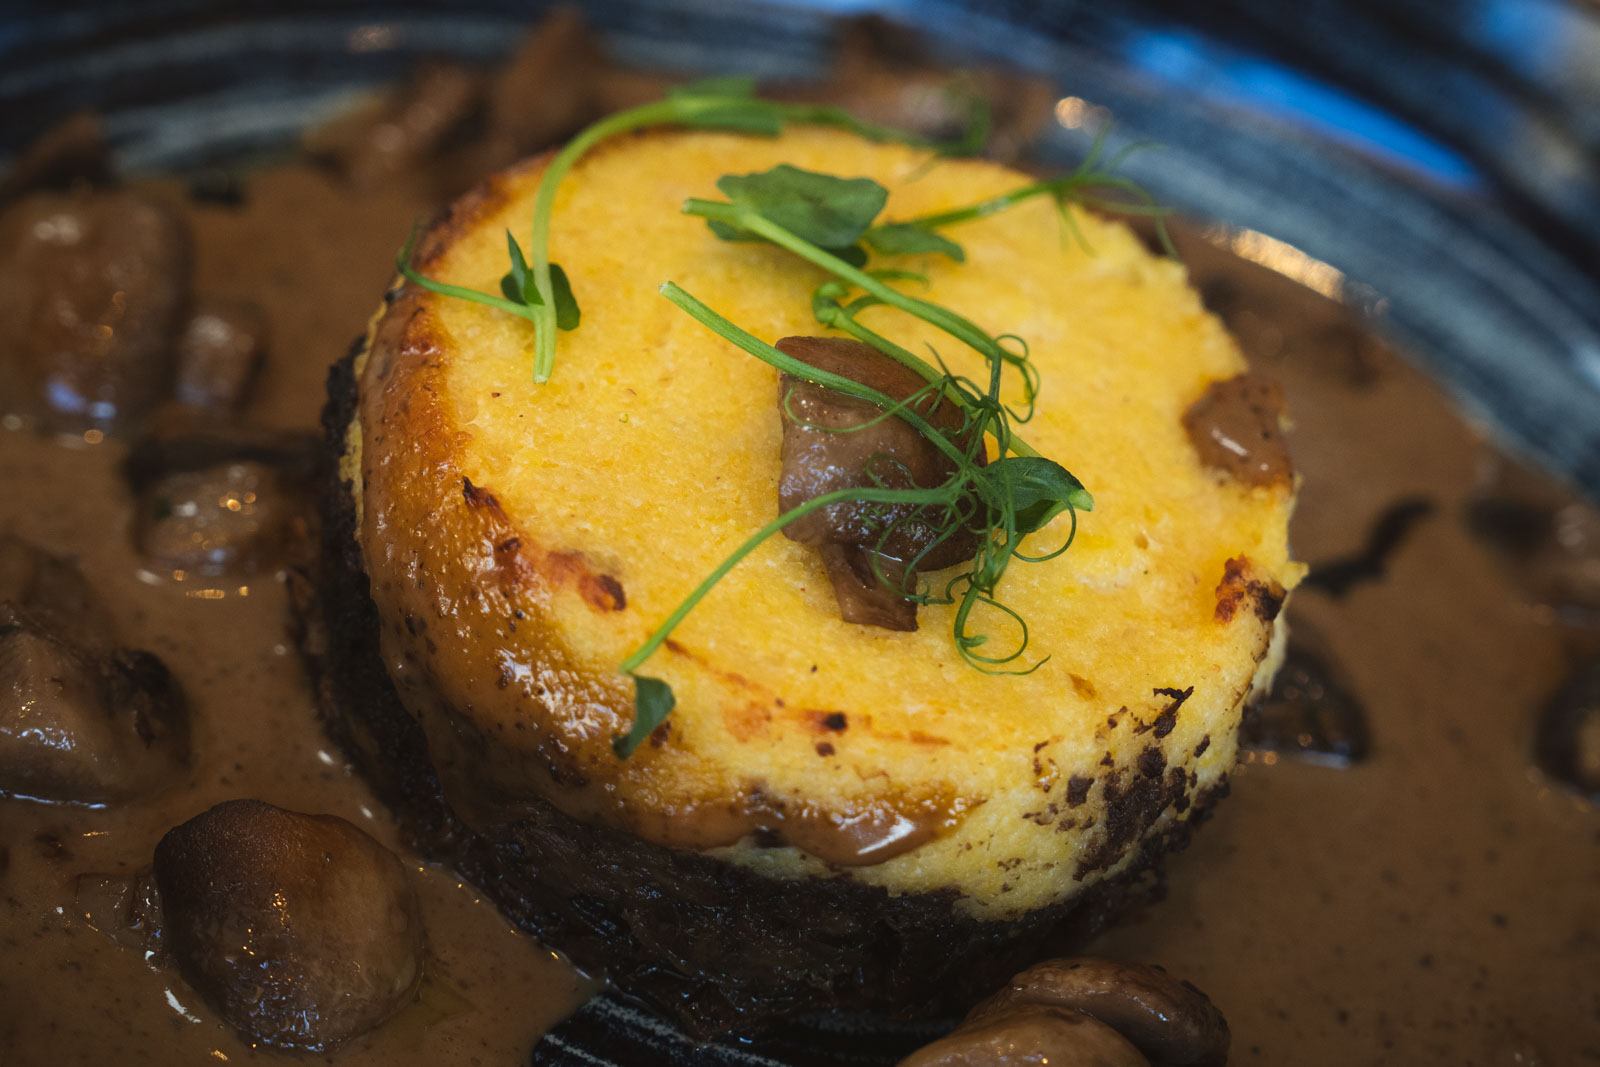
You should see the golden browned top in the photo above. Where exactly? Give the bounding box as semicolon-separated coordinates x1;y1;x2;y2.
349;127;1301;917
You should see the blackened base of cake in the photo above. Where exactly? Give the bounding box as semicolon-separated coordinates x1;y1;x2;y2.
295;342;1225;1040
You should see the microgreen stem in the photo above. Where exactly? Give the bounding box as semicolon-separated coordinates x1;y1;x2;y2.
692;202;1006;362
813;286;968;396
620;282;1091;752
659;282;975;473
685;201;1043;458
395;226;541;321
902;162;1173;253
526;101;673;380
619;483;950;675
811;287;1041;460
910;175;1102;229
401;87;970;386
399;269;538;322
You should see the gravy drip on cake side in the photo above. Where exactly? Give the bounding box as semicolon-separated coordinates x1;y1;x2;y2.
0;165;1596;1065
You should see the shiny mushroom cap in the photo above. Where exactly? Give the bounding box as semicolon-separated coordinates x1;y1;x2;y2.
153;799;424;1051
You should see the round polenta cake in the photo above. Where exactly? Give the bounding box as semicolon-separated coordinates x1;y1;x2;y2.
317;125;1302;1035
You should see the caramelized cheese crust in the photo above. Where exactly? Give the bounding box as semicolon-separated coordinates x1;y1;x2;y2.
344;128;1301;920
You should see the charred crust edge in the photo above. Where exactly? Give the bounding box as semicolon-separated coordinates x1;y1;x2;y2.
1214;556;1286;625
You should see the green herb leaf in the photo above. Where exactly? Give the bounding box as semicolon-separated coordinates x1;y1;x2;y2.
683;108;785;136
864;222;966;262
546;263;580;330
498;232;580;331
713;165;888;250
408;84;996;385
397;222;540;325
704;217;752;243
500;230;531;303
614;674;677;758
830;244;869;269
987;456;1094;533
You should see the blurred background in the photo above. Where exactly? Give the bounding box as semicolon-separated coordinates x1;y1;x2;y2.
3;0;1599;487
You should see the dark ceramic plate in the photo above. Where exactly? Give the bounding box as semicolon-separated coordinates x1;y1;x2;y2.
5;1;1598;1063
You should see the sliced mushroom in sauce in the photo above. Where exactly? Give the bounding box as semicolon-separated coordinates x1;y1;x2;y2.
898;957;1227;1067
122;424;319;576
0;112;112;203
134;461;303;576
311;63;487;191
777;335;982;629
0;536;189;804
1465;457;1600;625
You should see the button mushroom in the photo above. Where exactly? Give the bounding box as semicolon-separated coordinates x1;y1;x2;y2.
969;959;1230;1067
0;189;191;432
0;536;189;804
899;1006;1152;1067
897;957;1229;1067
172;298;268;414
133;461;300;576
153;799;425;1051
75;870;163;952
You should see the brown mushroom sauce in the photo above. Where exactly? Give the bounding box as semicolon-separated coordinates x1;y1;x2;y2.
1;10;1597;1066
1182;373;1293;489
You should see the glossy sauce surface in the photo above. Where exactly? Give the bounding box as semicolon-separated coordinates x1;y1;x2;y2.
0;160;1596;1067
1096;228;1600;1065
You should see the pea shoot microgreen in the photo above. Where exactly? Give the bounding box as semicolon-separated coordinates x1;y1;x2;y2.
615;282;1092;757
381;79;1165;759
682;168;1044;417
396;76;974;383
613;159;1144;755
895;126;1177;257
863;222;966;262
